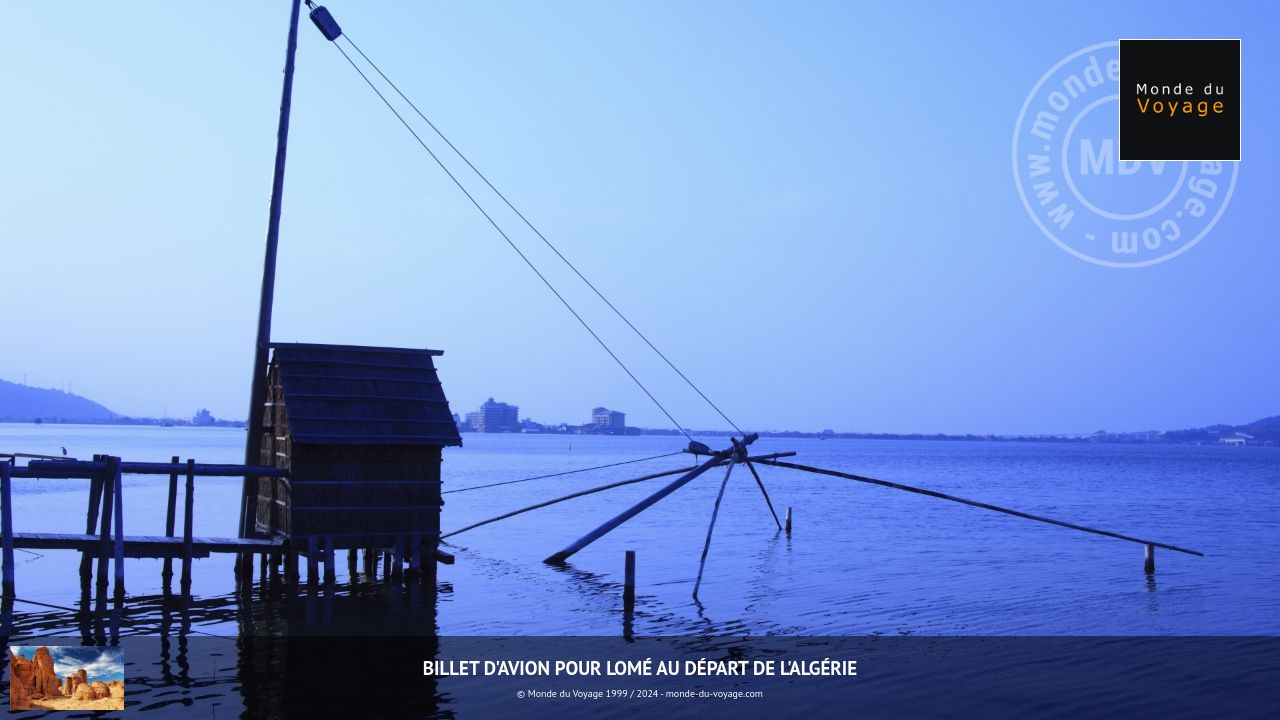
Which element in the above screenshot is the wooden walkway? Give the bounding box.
[1,455,290,600]
[10,533,282,558]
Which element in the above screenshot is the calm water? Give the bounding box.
[3,424,1277,636]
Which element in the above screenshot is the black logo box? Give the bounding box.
[1119,39,1241,162]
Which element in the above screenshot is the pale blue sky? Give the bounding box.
[1,1,1275,434]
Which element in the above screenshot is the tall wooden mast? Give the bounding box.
[240,0,304,541]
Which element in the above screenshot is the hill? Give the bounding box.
[0,379,117,422]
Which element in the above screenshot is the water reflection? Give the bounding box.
[1,571,446,718]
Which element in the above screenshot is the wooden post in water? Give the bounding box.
[785,507,792,536]
[363,546,375,577]
[382,550,391,578]
[347,548,357,580]
[1,461,15,600]
[307,537,319,585]
[81,455,106,584]
[95,461,115,593]
[391,536,404,582]
[163,455,179,582]
[181,459,195,593]
[623,550,636,611]
[408,535,422,581]
[323,537,336,584]
[111,457,125,599]
[1144,544,1156,574]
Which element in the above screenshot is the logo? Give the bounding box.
[1012,42,1238,268]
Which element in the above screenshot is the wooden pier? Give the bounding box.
[1,455,287,600]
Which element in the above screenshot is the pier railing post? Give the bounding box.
[96,459,115,593]
[1,460,15,600]
[163,455,178,582]
[111,457,125,600]
[181,459,195,593]
[80,456,105,583]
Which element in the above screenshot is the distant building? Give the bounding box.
[587,406,627,434]
[465,398,521,433]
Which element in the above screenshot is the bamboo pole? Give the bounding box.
[442,453,795,542]
[692,461,736,601]
[743,460,781,530]
[757,459,1204,557]
[545,453,728,565]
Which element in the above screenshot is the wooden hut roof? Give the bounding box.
[269,343,462,447]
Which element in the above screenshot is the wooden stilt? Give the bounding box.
[285,548,298,582]
[1144,544,1156,574]
[408,534,422,581]
[80,462,105,582]
[180,459,195,593]
[162,455,178,581]
[111,457,125,599]
[347,548,357,580]
[307,537,318,585]
[382,550,391,578]
[391,536,404,581]
[1,461,15,600]
[363,546,375,576]
[323,537,336,584]
[785,507,792,536]
[259,550,269,579]
[95,461,115,593]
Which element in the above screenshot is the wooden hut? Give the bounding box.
[249,343,461,564]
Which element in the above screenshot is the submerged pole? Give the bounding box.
[240,0,305,542]
[623,549,636,610]
[1144,544,1156,574]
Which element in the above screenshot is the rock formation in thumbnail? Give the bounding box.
[8,646,122,711]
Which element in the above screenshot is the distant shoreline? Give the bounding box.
[3,418,1274,446]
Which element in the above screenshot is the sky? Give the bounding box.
[10,646,125,684]
[1,1,1276,435]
